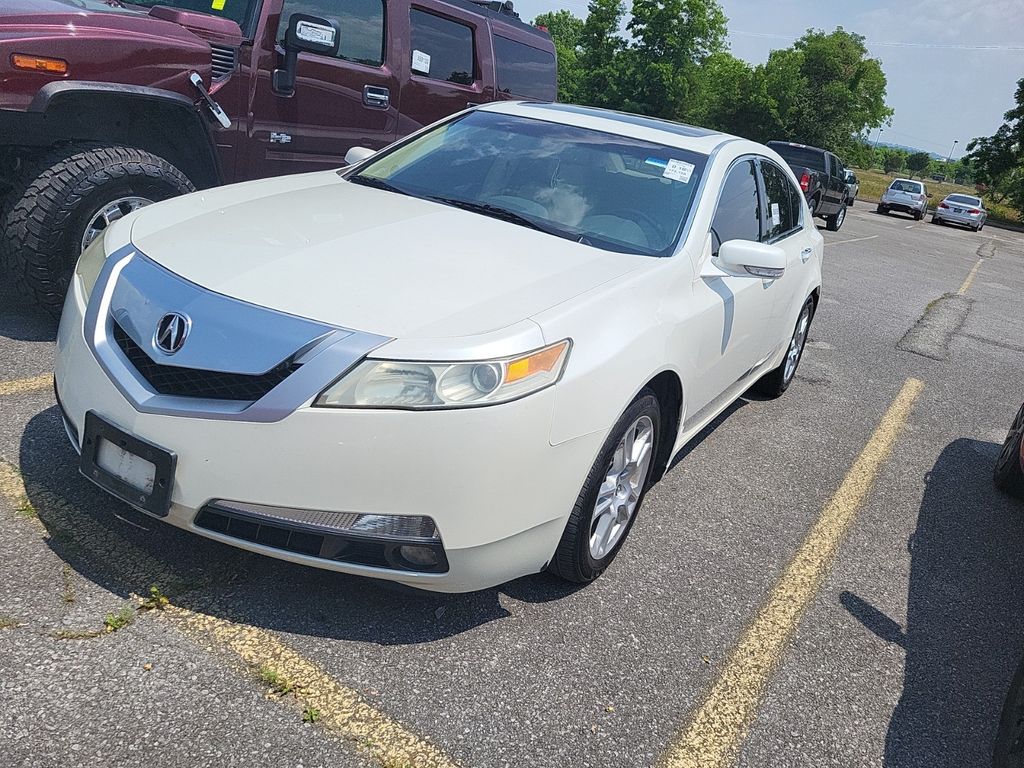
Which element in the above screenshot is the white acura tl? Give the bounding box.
[55,102,822,592]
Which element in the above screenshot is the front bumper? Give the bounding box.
[56,266,603,593]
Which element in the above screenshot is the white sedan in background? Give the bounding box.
[55,102,823,592]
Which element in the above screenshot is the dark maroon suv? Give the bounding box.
[0,0,556,315]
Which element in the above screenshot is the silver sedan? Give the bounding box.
[932,194,988,231]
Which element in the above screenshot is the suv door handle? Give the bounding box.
[801,247,813,263]
[362,85,390,109]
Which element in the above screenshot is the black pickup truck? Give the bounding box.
[767,141,849,231]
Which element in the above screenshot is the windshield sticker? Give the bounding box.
[644,157,668,169]
[771,203,781,226]
[211,0,225,9]
[662,159,695,183]
[412,50,431,74]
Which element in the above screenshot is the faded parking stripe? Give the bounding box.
[0,374,52,397]
[660,377,925,768]
[0,460,460,768]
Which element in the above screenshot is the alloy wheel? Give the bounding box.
[590,415,654,559]
[783,304,811,384]
[80,196,153,253]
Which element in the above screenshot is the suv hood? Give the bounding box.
[127,171,648,340]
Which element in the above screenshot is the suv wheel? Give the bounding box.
[1,144,194,317]
[825,202,846,231]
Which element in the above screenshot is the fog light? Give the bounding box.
[399,544,440,567]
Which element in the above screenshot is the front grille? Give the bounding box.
[195,505,450,573]
[210,44,237,81]
[112,321,299,402]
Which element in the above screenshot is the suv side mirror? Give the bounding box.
[717,240,786,279]
[272,13,341,97]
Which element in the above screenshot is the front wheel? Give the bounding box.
[877,205,888,215]
[1,144,194,317]
[548,392,661,584]
[753,296,814,398]
[994,403,1024,498]
[826,203,847,231]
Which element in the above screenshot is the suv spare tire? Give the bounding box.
[1,144,194,317]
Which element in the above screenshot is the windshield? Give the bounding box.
[350,111,708,257]
[769,145,826,173]
[946,194,981,206]
[889,180,923,194]
[124,0,256,30]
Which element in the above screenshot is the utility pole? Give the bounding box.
[946,139,958,165]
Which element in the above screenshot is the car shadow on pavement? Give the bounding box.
[18,407,582,646]
[842,438,1024,767]
[0,288,57,342]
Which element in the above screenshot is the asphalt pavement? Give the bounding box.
[1,203,1023,768]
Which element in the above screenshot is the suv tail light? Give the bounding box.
[799,172,810,192]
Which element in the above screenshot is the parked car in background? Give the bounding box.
[55,103,823,592]
[0,0,556,316]
[843,169,859,206]
[878,179,931,220]
[932,194,988,231]
[994,402,1024,498]
[766,141,849,231]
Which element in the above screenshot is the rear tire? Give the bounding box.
[753,296,814,398]
[825,202,846,231]
[0,144,194,317]
[994,403,1024,499]
[877,205,888,215]
[548,391,661,584]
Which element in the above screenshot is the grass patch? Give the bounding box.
[139,585,169,612]
[852,168,1020,224]
[302,706,321,724]
[103,605,135,633]
[259,666,295,696]
[0,614,19,629]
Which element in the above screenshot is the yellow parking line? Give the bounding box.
[0,461,459,768]
[0,374,52,397]
[958,259,983,295]
[660,377,925,768]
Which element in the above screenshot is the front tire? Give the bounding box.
[548,392,661,584]
[1,144,194,317]
[994,403,1024,499]
[826,203,847,231]
[753,296,814,398]
[877,204,888,215]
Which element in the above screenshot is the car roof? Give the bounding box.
[891,178,923,184]
[477,101,733,155]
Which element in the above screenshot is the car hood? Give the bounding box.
[128,171,647,340]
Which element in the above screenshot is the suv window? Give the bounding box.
[711,160,761,253]
[493,36,557,101]
[410,9,475,85]
[768,144,826,173]
[759,161,800,241]
[890,180,923,193]
[277,0,384,66]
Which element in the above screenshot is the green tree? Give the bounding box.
[575,0,626,109]
[533,10,584,102]
[906,152,930,178]
[882,149,906,174]
[689,53,779,141]
[966,77,1024,213]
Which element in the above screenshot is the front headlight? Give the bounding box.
[314,339,571,409]
[75,235,108,303]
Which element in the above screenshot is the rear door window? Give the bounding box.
[410,9,475,85]
[277,0,385,66]
[759,161,800,241]
[493,36,557,101]
[711,160,761,254]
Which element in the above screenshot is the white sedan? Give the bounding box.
[55,102,823,592]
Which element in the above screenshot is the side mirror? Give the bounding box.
[272,13,341,97]
[717,240,786,279]
[344,146,375,165]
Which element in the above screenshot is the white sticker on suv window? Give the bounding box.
[771,202,781,226]
[412,49,431,74]
[663,159,694,183]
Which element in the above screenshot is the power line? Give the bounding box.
[732,30,1024,52]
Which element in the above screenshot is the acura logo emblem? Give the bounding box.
[154,312,190,355]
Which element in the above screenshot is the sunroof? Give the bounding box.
[519,103,721,138]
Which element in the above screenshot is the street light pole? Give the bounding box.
[873,127,884,148]
[946,139,958,165]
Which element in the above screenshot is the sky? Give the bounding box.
[514,0,1024,160]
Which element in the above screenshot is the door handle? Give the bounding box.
[362,85,390,109]
[801,247,813,263]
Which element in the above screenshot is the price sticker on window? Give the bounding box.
[662,159,694,183]
[771,202,781,226]
[412,50,431,74]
